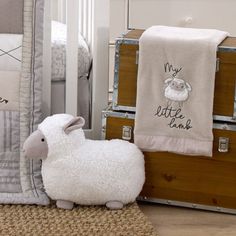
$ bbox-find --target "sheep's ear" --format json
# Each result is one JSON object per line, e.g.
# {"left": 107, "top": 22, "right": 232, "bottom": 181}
{"left": 63, "top": 116, "right": 85, "bottom": 134}
{"left": 185, "top": 82, "right": 192, "bottom": 91}
{"left": 164, "top": 78, "right": 173, "bottom": 85}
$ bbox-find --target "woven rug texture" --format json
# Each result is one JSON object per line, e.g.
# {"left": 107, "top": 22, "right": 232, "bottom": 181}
{"left": 0, "top": 202, "right": 158, "bottom": 236}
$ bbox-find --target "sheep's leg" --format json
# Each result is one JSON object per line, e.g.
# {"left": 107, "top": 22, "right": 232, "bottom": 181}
{"left": 106, "top": 201, "right": 124, "bottom": 210}
{"left": 56, "top": 200, "right": 74, "bottom": 210}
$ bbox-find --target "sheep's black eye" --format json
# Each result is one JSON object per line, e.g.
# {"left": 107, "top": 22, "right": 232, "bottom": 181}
{"left": 41, "top": 138, "right": 45, "bottom": 142}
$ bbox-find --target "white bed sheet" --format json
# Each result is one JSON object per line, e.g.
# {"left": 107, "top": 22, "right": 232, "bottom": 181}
{"left": 51, "top": 21, "right": 91, "bottom": 81}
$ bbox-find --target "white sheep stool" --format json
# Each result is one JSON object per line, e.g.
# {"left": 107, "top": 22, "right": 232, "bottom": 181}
{"left": 23, "top": 114, "right": 145, "bottom": 210}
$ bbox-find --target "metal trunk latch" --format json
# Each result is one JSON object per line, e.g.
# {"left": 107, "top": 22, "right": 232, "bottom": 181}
{"left": 218, "top": 137, "right": 229, "bottom": 153}
{"left": 122, "top": 126, "right": 133, "bottom": 141}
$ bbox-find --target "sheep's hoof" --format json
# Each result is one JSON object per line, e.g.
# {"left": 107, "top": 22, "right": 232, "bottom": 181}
{"left": 56, "top": 200, "right": 74, "bottom": 210}
{"left": 106, "top": 201, "right": 124, "bottom": 210}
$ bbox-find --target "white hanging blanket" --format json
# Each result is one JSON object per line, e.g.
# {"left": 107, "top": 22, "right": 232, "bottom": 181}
{"left": 134, "top": 26, "right": 229, "bottom": 157}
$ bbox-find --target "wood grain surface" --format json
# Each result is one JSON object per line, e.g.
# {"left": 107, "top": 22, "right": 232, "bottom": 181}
{"left": 105, "top": 115, "right": 236, "bottom": 209}
{"left": 116, "top": 30, "right": 236, "bottom": 117}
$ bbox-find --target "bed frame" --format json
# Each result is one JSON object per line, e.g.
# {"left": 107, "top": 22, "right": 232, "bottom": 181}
{"left": 42, "top": 0, "right": 109, "bottom": 139}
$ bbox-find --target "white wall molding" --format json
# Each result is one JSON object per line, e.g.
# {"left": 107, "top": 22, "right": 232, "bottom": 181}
{"left": 86, "top": 0, "right": 110, "bottom": 139}
{"left": 129, "top": 0, "right": 236, "bottom": 35}
{"left": 65, "top": 0, "right": 79, "bottom": 116}
{"left": 42, "top": 0, "right": 52, "bottom": 117}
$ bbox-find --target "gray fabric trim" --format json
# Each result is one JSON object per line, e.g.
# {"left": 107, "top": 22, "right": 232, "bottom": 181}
{"left": 19, "top": 0, "right": 49, "bottom": 204}
{"left": 0, "top": 112, "right": 21, "bottom": 193}
{"left": 10, "top": 112, "right": 20, "bottom": 152}
{"left": 0, "top": 112, "right": 3, "bottom": 151}
{"left": 20, "top": 0, "right": 35, "bottom": 197}
{"left": 0, "top": 195, "right": 48, "bottom": 205}
{"left": 0, "top": 111, "right": 20, "bottom": 152}
{"left": 31, "top": 0, "right": 44, "bottom": 132}
{"left": 30, "top": 0, "right": 47, "bottom": 201}
{"left": 0, "top": 152, "right": 22, "bottom": 193}
{"left": 5, "top": 112, "right": 9, "bottom": 152}
{"left": 3, "top": 111, "right": 6, "bottom": 152}
{"left": 9, "top": 112, "right": 12, "bottom": 151}
{"left": 0, "top": 0, "right": 24, "bottom": 34}
{"left": 0, "top": 0, "right": 49, "bottom": 205}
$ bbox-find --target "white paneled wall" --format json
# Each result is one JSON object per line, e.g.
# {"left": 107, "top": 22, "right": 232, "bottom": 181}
{"left": 51, "top": 0, "right": 66, "bottom": 23}
{"left": 129, "top": 0, "right": 236, "bottom": 35}
{"left": 51, "top": 0, "right": 59, "bottom": 21}
{"left": 109, "top": 0, "right": 236, "bottom": 100}
{"left": 109, "top": 0, "right": 129, "bottom": 101}
{"left": 110, "top": 0, "right": 128, "bottom": 43}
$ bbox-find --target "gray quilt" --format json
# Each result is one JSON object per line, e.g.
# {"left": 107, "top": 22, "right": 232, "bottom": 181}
{"left": 0, "top": 0, "right": 49, "bottom": 204}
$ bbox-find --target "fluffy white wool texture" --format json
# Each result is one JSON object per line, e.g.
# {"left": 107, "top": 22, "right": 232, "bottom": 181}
{"left": 165, "top": 86, "right": 189, "bottom": 102}
{"left": 38, "top": 114, "right": 145, "bottom": 205}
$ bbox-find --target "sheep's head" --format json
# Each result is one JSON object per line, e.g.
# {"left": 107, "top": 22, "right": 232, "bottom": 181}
{"left": 23, "top": 114, "right": 85, "bottom": 160}
{"left": 165, "top": 77, "right": 191, "bottom": 92}
{"left": 23, "top": 129, "right": 48, "bottom": 160}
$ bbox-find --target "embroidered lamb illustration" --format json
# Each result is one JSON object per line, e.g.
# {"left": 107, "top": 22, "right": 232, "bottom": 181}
{"left": 164, "top": 77, "right": 192, "bottom": 107}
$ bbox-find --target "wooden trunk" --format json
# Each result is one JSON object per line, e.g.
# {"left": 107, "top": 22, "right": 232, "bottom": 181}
{"left": 102, "top": 107, "right": 236, "bottom": 213}
{"left": 112, "top": 30, "right": 236, "bottom": 121}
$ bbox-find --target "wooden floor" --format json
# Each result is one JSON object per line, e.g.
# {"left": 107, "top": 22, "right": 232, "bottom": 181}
{"left": 139, "top": 202, "right": 236, "bottom": 236}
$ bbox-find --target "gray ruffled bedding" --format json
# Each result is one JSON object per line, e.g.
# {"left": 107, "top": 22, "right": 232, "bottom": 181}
{"left": 50, "top": 21, "right": 91, "bottom": 128}
{"left": 51, "top": 21, "right": 91, "bottom": 81}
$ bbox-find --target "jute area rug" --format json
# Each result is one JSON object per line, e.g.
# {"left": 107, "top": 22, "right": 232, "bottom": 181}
{"left": 0, "top": 202, "right": 158, "bottom": 236}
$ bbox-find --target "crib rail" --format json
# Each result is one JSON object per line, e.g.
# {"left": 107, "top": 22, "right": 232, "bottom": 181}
{"left": 66, "top": 0, "right": 79, "bottom": 116}
{"left": 43, "top": 0, "right": 109, "bottom": 138}
{"left": 78, "top": 0, "right": 93, "bottom": 46}
{"left": 42, "top": 0, "right": 52, "bottom": 117}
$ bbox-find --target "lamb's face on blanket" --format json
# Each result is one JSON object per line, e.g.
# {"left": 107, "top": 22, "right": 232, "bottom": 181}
{"left": 164, "top": 77, "right": 192, "bottom": 107}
